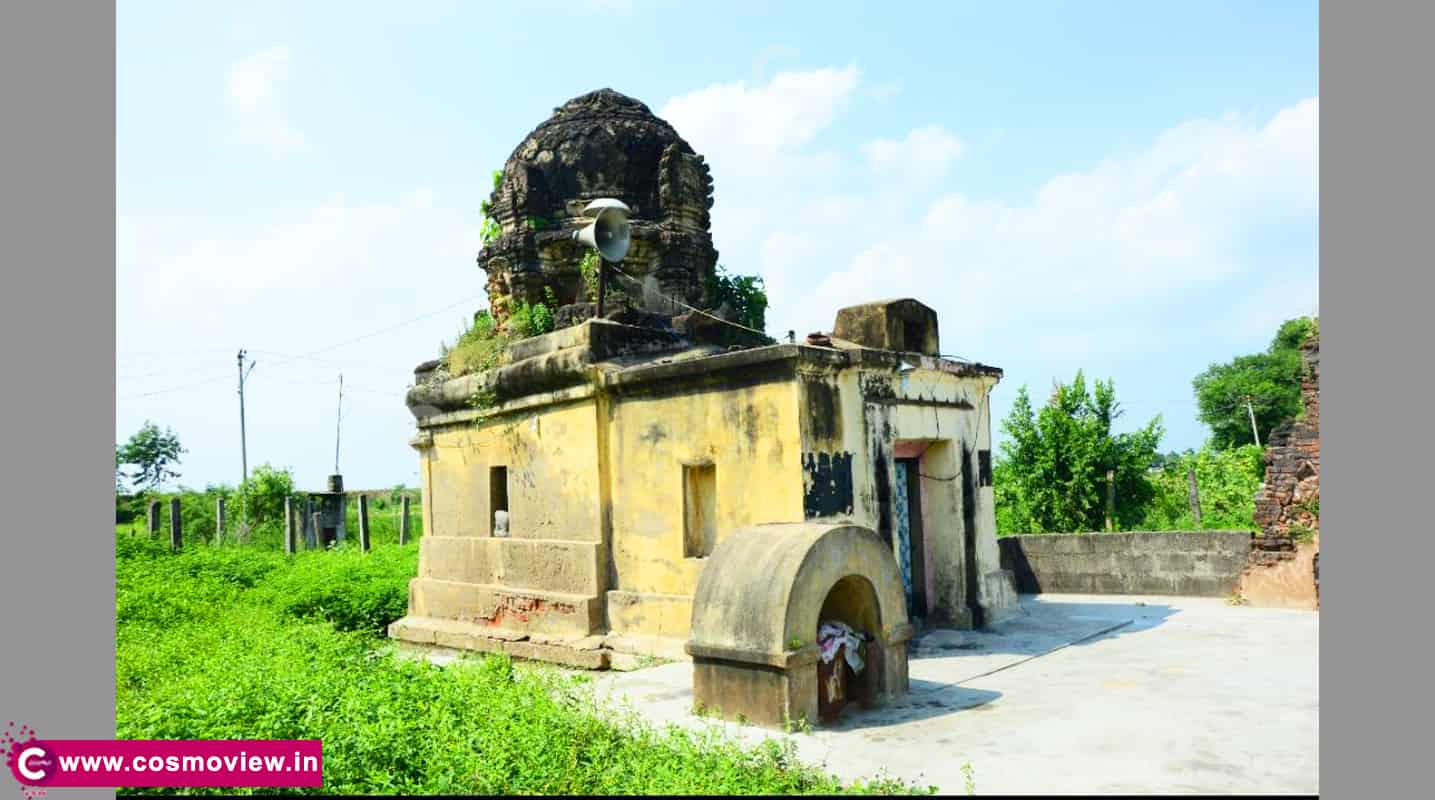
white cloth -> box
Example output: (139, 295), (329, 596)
(817, 620), (867, 674)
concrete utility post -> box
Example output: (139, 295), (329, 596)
(237, 350), (257, 526)
(1187, 465), (1203, 527)
(237, 350), (256, 484)
(1244, 396), (1261, 448)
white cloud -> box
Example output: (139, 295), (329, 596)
(661, 66), (860, 173)
(224, 46), (307, 154)
(863, 124), (965, 182)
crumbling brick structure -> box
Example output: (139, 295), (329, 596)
(1243, 329), (1319, 606)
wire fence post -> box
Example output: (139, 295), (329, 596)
(168, 498), (182, 552)
(1187, 465), (1204, 528)
(358, 495), (371, 553)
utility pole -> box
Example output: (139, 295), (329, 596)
(237, 350), (257, 483)
(334, 374), (344, 474)
(237, 349), (256, 525)
(1244, 395), (1261, 447)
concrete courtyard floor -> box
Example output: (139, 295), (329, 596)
(586, 594), (1319, 795)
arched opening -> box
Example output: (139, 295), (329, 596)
(816, 574), (885, 722)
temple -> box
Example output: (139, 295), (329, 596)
(390, 89), (1019, 727)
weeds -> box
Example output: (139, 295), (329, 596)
(115, 535), (928, 795)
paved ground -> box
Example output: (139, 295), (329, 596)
(586, 594), (1319, 795)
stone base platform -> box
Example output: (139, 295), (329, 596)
(389, 615), (692, 671)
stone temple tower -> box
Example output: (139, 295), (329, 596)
(476, 88), (719, 328)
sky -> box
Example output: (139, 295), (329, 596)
(116, 0), (1319, 492)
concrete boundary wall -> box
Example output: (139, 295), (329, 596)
(998, 531), (1251, 597)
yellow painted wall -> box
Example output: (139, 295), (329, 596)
(605, 379), (806, 598)
(421, 400), (603, 543)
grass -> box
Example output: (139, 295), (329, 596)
(115, 534), (930, 795)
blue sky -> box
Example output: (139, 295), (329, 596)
(116, 0), (1319, 491)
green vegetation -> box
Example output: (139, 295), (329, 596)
(994, 371), (1163, 534)
(579, 250), (600, 302)
(115, 534), (927, 795)
(507, 293), (557, 340)
(445, 309), (509, 377)
(995, 317), (1320, 535)
(708, 264), (770, 335)
(1192, 317), (1317, 449)
(1142, 445), (1264, 531)
(480, 170), (503, 246)
(443, 293), (558, 380)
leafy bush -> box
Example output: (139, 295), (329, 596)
(480, 169), (503, 246)
(1142, 444), (1264, 531)
(579, 250), (600, 301)
(252, 544), (415, 634)
(506, 298), (556, 340)
(707, 264), (769, 335)
(447, 309), (509, 377)
(445, 298), (557, 379)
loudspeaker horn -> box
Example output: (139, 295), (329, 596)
(572, 198), (631, 262)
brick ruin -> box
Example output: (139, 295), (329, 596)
(1243, 329), (1320, 606)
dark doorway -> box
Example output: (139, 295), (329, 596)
(895, 457), (928, 621)
(816, 575), (883, 723)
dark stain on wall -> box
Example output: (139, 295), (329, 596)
(859, 373), (897, 402)
(961, 445), (985, 629)
(978, 449), (993, 487)
(721, 395), (769, 454)
(803, 452), (854, 518)
(874, 447), (893, 548)
(639, 423), (668, 446)
(802, 377), (841, 444)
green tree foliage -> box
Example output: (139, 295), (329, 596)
(480, 169), (503, 245)
(116, 421), (185, 493)
(1143, 444), (1264, 531)
(239, 463), (299, 530)
(1193, 317), (1317, 449)
(707, 264), (769, 334)
(994, 372), (1164, 534)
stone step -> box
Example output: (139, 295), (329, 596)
(389, 615), (610, 669)
(407, 577), (603, 637)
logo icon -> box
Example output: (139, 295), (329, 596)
(3, 723), (49, 799)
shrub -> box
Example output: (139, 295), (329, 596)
(447, 310), (510, 377)
(1143, 444), (1264, 530)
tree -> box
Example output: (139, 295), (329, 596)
(994, 371), (1164, 534)
(116, 421), (185, 493)
(707, 264), (770, 336)
(1193, 317), (1317, 449)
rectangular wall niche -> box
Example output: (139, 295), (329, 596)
(683, 462), (717, 558)
(489, 466), (509, 535)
